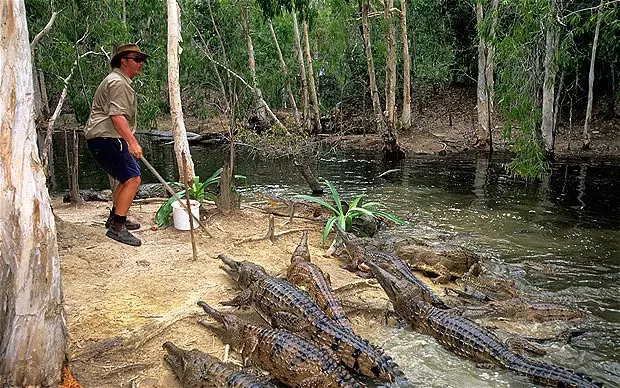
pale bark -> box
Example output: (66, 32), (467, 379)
(384, 0), (397, 130)
(167, 0), (195, 183)
(541, 0), (559, 154)
(361, 0), (401, 157)
(400, 0), (412, 129)
(303, 21), (322, 133)
(41, 51), (95, 181)
(361, 1), (387, 136)
(0, 1), (67, 385)
(269, 20), (300, 126)
(583, 0), (604, 149)
(241, 6), (285, 132)
(475, 1), (490, 151)
(292, 10), (310, 132)
(30, 10), (57, 122)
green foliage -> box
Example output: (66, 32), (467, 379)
(494, 0), (552, 180)
(155, 168), (221, 228)
(295, 180), (407, 244)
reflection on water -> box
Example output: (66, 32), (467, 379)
(52, 134), (619, 386)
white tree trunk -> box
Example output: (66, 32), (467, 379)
(541, 0), (559, 154)
(167, 0), (195, 183)
(400, 0), (412, 130)
(292, 10), (310, 132)
(269, 20), (299, 126)
(384, 0), (397, 130)
(583, 0), (604, 149)
(475, 1), (491, 151)
(0, 1), (66, 385)
(303, 21), (322, 134)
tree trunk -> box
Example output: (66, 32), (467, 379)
(30, 10), (57, 124)
(360, 0), (402, 159)
(295, 160), (323, 194)
(167, 0), (195, 183)
(241, 6), (271, 130)
(303, 21), (322, 134)
(400, 0), (412, 130)
(541, 0), (559, 155)
(582, 0), (604, 150)
(360, 1), (387, 138)
(292, 10), (310, 132)
(384, 0), (397, 131)
(0, 1), (67, 385)
(475, 0), (493, 151)
(269, 20), (300, 126)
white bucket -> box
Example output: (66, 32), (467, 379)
(171, 199), (200, 230)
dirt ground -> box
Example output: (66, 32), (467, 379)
(56, 198), (405, 387)
(57, 89), (618, 386)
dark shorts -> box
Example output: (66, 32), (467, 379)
(87, 138), (140, 183)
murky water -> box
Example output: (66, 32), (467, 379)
(52, 135), (619, 386)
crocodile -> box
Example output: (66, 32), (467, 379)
(454, 276), (519, 302)
(287, 232), (354, 331)
(335, 225), (447, 309)
(217, 254), (407, 385)
(197, 301), (366, 388)
(393, 243), (481, 284)
(476, 298), (585, 322)
(163, 341), (277, 387)
(367, 261), (602, 387)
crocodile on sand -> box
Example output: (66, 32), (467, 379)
(163, 341), (277, 387)
(287, 231), (354, 331)
(367, 261), (602, 387)
(197, 301), (366, 388)
(217, 254), (407, 385)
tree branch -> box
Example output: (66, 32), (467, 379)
(30, 11), (59, 52)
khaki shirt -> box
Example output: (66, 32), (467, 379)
(84, 68), (137, 139)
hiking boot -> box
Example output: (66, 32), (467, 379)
(106, 224), (142, 247)
(105, 213), (140, 230)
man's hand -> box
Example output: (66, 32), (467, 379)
(111, 115), (142, 158)
(128, 142), (143, 158)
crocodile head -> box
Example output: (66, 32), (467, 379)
(197, 301), (244, 346)
(218, 254), (268, 287)
(163, 341), (216, 377)
(365, 260), (425, 303)
(291, 231), (310, 263)
(334, 224), (370, 271)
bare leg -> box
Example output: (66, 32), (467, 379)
(113, 176), (141, 216)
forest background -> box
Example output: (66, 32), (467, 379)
(26, 0), (620, 182)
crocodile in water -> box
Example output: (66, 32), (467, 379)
(367, 261), (602, 387)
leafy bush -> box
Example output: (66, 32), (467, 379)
(295, 180), (407, 244)
(155, 168), (223, 228)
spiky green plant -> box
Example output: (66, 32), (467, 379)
(295, 180), (407, 244)
(155, 168), (245, 227)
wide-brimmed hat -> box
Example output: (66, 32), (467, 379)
(111, 44), (149, 67)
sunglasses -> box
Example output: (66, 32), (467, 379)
(125, 56), (146, 63)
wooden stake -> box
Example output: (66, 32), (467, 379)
(183, 156), (198, 261)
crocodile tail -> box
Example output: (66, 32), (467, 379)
(507, 355), (602, 387)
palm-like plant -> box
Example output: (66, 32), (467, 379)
(154, 168), (237, 227)
(295, 180), (407, 244)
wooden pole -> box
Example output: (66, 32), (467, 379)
(182, 155), (198, 261)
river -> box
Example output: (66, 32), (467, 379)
(52, 134), (619, 386)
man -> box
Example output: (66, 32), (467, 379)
(84, 44), (148, 246)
